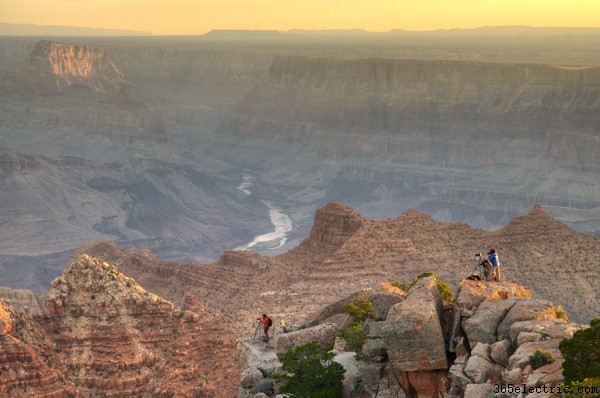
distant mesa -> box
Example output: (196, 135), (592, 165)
(201, 29), (292, 40)
(18, 40), (127, 93)
(0, 21), (152, 36)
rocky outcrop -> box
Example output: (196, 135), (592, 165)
(0, 287), (44, 315)
(0, 254), (242, 397)
(0, 300), (74, 396)
(0, 299), (15, 335)
(237, 276), (586, 398)
(292, 201), (365, 256)
(19, 40), (126, 93)
(273, 322), (341, 359)
(369, 283), (407, 321)
(383, 277), (447, 372)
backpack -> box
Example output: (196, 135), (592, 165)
(267, 317), (273, 327)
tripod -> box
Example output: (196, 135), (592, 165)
(470, 253), (490, 280)
(253, 319), (262, 340)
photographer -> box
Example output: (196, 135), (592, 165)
(259, 314), (272, 342)
(487, 249), (500, 281)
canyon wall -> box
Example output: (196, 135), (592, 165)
(220, 56), (600, 234)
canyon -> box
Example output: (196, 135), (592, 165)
(1, 201), (598, 396)
(0, 32), (599, 302)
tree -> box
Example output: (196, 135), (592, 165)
(559, 318), (600, 383)
(275, 342), (345, 398)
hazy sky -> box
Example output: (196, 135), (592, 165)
(1, 0), (599, 35)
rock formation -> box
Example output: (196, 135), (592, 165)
(0, 286), (44, 315)
(18, 40), (126, 93)
(237, 277), (587, 398)
(0, 254), (242, 397)
(219, 55), (600, 237)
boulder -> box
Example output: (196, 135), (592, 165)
(497, 300), (557, 340)
(463, 383), (494, 398)
(383, 298), (447, 372)
(525, 359), (565, 389)
(358, 362), (404, 398)
(464, 297), (518, 346)
(517, 331), (543, 346)
(362, 337), (387, 359)
(464, 350), (504, 384)
(491, 339), (513, 367)
(504, 367), (523, 385)
(273, 322), (340, 359)
(369, 283), (406, 321)
(240, 367), (264, 390)
(456, 280), (531, 312)
(405, 276), (443, 321)
(322, 312), (354, 331)
(334, 352), (359, 398)
(367, 320), (386, 338)
(508, 318), (574, 347)
(449, 362), (472, 389)
(304, 289), (370, 327)
(508, 339), (562, 370)
(400, 370), (449, 398)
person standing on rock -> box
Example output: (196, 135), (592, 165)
(260, 314), (272, 342)
(487, 249), (500, 281)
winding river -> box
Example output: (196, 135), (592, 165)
(236, 175), (293, 251)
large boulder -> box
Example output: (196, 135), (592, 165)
(358, 362), (405, 398)
(369, 283), (407, 321)
(525, 359), (565, 389)
(497, 300), (557, 340)
(405, 276), (443, 321)
(463, 383), (494, 398)
(383, 300), (447, 371)
(399, 370), (449, 398)
(463, 297), (518, 346)
(273, 322), (340, 359)
(304, 289), (370, 327)
(508, 339), (562, 370)
(508, 318), (577, 347)
(456, 280), (531, 312)
(463, 343), (504, 383)
(334, 352), (359, 398)
(490, 339), (513, 367)
(240, 367), (264, 390)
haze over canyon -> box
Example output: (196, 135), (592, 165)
(0, 29), (599, 293)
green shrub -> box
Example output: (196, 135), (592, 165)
(344, 299), (374, 322)
(554, 378), (600, 397)
(528, 350), (555, 369)
(339, 322), (367, 355)
(250, 378), (274, 395)
(274, 342), (345, 398)
(559, 318), (600, 384)
(555, 305), (569, 321)
(390, 271), (454, 302)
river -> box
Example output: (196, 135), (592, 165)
(235, 175), (293, 251)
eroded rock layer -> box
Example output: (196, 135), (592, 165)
(0, 255), (241, 398)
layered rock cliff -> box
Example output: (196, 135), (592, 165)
(82, 202), (600, 333)
(0, 254), (241, 397)
(0, 40), (167, 157)
(220, 55), (600, 236)
(0, 287), (44, 315)
(18, 40), (125, 93)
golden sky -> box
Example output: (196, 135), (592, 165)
(1, 0), (599, 35)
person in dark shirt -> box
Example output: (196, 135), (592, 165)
(487, 249), (500, 281)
